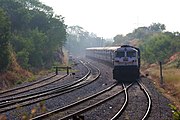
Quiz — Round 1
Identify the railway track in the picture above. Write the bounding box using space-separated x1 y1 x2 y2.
0 60 86 99
0 60 100 115
137 80 152 120
0 60 89 100
1 58 153 119
111 80 152 120
30 82 132 120
81 58 172 120
0 75 68 100
110 83 129 120
37 79 150 120
31 83 119 120
0 61 90 105
0 73 56 97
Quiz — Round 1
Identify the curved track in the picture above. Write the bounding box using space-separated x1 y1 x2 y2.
110 83 129 120
0 60 99 114
137 80 152 120
0 74 56 97
111 80 152 120
1 59 153 119
31 83 118 120
31 82 134 120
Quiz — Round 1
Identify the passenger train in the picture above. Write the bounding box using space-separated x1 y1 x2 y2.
86 45 140 82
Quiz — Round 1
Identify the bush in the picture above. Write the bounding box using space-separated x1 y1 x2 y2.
0 8 11 72
169 104 180 120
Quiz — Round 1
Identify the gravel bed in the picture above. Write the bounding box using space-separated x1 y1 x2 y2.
46 84 123 120
82 58 173 120
82 86 125 120
1 60 88 99
25 59 89 94
4 59 115 120
140 77 173 120
119 82 149 119
3 58 173 120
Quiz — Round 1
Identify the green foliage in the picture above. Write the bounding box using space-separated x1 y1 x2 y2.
0 8 11 72
0 0 67 71
66 25 105 55
47 15 67 49
132 27 150 40
112 22 179 65
140 32 180 64
16 49 29 69
0 45 11 71
113 34 126 44
149 23 166 32
25 29 47 68
140 33 172 63
113 23 166 45
169 104 180 120
0 0 30 31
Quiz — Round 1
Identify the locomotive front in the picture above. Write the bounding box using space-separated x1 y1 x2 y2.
113 45 140 81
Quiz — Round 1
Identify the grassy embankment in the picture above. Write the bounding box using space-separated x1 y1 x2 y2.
142 58 180 111
0 53 33 90
0 53 52 90
0 50 72 90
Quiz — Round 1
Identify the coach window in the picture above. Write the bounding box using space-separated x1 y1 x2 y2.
116 51 124 57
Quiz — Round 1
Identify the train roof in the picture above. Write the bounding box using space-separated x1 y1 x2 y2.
86 46 120 51
86 45 139 51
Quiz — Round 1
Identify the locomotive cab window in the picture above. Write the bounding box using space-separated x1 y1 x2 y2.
115 51 124 57
127 51 136 57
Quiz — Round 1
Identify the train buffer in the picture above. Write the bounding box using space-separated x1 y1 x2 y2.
54 66 71 75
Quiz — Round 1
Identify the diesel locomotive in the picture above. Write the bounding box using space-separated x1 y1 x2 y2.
86 45 140 82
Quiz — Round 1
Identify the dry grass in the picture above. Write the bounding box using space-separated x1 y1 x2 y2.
142 64 180 110
0 52 33 90
0 114 7 120
21 101 47 120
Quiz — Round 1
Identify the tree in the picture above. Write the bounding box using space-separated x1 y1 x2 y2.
0 0 30 31
66 26 106 55
132 27 150 40
140 33 172 63
17 0 53 15
113 34 125 45
0 8 11 72
0 0 67 70
25 29 47 68
149 23 166 32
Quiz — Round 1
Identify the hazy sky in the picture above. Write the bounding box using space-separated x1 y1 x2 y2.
40 0 180 38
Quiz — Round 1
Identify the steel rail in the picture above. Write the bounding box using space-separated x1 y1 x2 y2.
0 61 91 104
0 61 98 113
58 83 133 120
31 83 118 120
0 74 67 98
137 80 152 120
110 80 151 120
0 75 68 99
110 83 128 120
0 71 88 104
0 60 88 100
0 74 56 96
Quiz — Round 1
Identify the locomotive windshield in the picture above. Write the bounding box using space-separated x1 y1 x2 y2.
127 51 136 57
116 51 124 57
